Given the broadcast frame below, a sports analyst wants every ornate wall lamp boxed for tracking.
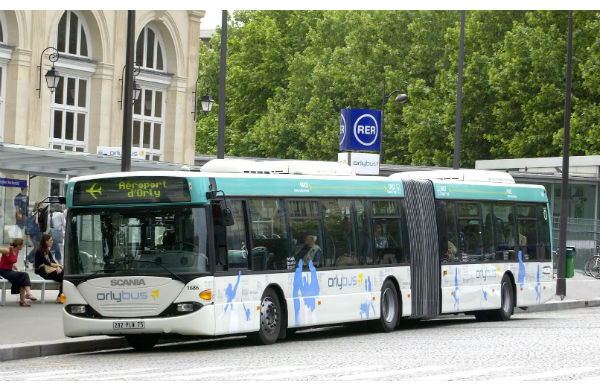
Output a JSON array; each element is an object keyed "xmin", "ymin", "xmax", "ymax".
[
  {"xmin": 37, "ymin": 47, "xmax": 61, "ymax": 98},
  {"xmin": 192, "ymin": 78, "xmax": 214, "ymax": 120},
  {"xmin": 119, "ymin": 64, "xmax": 142, "ymax": 109}
]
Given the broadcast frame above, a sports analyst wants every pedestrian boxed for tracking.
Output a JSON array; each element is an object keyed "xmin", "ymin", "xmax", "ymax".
[
  {"xmin": 49, "ymin": 205, "xmax": 65, "ymax": 262},
  {"xmin": 25, "ymin": 202, "xmax": 42, "ymax": 264},
  {"xmin": 13, "ymin": 186, "xmax": 28, "ymax": 230},
  {"xmin": 34, "ymin": 233, "xmax": 64, "ymax": 303},
  {"xmin": 0, "ymin": 238, "xmax": 38, "ymax": 307}
]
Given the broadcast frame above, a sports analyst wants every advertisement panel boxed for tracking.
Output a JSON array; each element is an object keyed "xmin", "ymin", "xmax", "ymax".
[{"xmin": 338, "ymin": 152, "xmax": 380, "ymax": 175}]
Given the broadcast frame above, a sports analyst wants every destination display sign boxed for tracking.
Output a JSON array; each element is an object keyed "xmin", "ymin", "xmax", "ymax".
[{"xmin": 73, "ymin": 177, "xmax": 191, "ymax": 205}]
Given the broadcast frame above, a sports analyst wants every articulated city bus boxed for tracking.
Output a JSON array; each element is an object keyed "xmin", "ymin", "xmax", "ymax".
[{"xmin": 62, "ymin": 160, "xmax": 554, "ymax": 350}]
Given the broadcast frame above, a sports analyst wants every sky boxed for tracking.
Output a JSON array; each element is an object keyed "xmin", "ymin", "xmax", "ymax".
[{"xmin": 201, "ymin": 10, "xmax": 223, "ymax": 31}]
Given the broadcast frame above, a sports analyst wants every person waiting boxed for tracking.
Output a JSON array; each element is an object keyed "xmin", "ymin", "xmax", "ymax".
[
  {"xmin": 34, "ymin": 233, "xmax": 64, "ymax": 304},
  {"xmin": 295, "ymin": 233, "xmax": 322, "ymax": 267},
  {"xmin": 0, "ymin": 238, "xmax": 38, "ymax": 306}
]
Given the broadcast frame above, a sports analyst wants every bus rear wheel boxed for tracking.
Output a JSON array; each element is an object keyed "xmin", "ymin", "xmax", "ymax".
[
  {"xmin": 125, "ymin": 334, "xmax": 160, "ymax": 351},
  {"xmin": 373, "ymin": 279, "xmax": 399, "ymax": 332},
  {"xmin": 250, "ymin": 288, "xmax": 282, "ymax": 345},
  {"xmin": 489, "ymin": 275, "xmax": 514, "ymax": 321}
]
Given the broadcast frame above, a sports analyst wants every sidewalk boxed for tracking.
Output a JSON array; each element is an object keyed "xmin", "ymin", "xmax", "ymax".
[{"xmin": 1, "ymin": 271, "xmax": 600, "ymax": 361}]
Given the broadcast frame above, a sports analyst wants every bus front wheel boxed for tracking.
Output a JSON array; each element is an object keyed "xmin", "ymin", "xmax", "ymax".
[{"xmin": 250, "ymin": 287, "xmax": 282, "ymax": 345}]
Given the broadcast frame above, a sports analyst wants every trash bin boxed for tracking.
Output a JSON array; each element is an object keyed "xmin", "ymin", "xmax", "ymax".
[{"xmin": 566, "ymin": 246, "xmax": 576, "ymax": 278}]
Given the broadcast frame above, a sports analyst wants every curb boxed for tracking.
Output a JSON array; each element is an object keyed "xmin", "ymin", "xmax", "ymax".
[
  {"xmin": 0, "ymin": 336, "xmax": 129, "ymax": 362},
  {"xmin": 515, "ymin": 297, "xmax": 600, "ymax": 313},
  {"xmin": 2, "ymin": 298, "xmax": 600, "ymax": 362}
]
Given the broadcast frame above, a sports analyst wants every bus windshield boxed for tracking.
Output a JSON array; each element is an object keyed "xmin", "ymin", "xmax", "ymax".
[{"xmin": 67, "ymin": 206, "xmax": 209, "ymax": 277}]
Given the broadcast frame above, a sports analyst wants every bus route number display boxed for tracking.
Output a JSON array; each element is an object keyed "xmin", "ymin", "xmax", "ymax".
[{"xmin": 73, "ymin": 177, "xmax": 191, "ymax": 205}]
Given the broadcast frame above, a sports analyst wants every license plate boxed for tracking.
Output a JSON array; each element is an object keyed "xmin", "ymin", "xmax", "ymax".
[{"xmin": 113, "ymin": 321, "xmax": 145, "ymax": 330}]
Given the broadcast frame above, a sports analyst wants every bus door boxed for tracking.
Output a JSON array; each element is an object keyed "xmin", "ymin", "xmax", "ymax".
[
  {"xmin": 402, "ymin": 179, "xmax": 441, "ymax": 318},
  {"xmin": 211, "ymin": 198, "xmax": 250, "ymax": 272}
]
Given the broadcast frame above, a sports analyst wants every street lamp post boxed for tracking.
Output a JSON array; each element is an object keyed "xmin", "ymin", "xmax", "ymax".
[
  {"xmin": 118, "ymin": 64, "xmax": 141, "ymax": 108},
  {"xmin": 454, "ymin": 10, "xmax": 466, "ymax": 170},
  {"xmin": 380, "ymin": 82, "xmax": 408, "ymax": 164},
  {"xmin": 557, "ymin": 10, "xmax": 574, "ymax": 299},
  {"xmin": 121, "ymin": 10, "xmax": 135, "ymax": 172},
  {"xmin": 217, "ymin": 10, "xmax": 228, "ymax": 159}
]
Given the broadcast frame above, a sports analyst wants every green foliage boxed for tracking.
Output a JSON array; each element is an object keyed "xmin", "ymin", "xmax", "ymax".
[{"xmin": 196, "ymin": 10, "xmax": 600, "ymax": 167}]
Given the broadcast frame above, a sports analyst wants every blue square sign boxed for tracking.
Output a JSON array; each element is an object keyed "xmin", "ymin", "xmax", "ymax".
[{"xmin": 339, "ymin": 108, "xmax": 382, "ymax": 152}]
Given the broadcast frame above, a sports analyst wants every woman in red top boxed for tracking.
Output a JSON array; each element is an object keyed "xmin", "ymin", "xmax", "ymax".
[{"xmin": 0, "ymin": 238, "xmax": 37, "ymax": 306}]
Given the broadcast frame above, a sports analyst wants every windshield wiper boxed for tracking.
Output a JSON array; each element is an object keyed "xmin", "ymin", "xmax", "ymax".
[
  {"xmin": 78, "ymin": 268, "xmax": 117, "ymax": 284},
  {"xmin": 128, "ymin": 259, "xmax": 187, "ymax": 284}
]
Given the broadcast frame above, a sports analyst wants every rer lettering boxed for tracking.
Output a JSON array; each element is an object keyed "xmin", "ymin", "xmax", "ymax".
[{"xmin": 357, "ymin": 125, "xmax": 376, "ymax": 135}]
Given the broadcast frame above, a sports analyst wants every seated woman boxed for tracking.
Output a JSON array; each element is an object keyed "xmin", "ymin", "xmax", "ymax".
[
  {"xmin": 34, "ymin": 233, "xmax": 64, "ymax": 304},
  {"xmin": 0, "ymin": 238, "xmax": 37, "ymax": 306}
]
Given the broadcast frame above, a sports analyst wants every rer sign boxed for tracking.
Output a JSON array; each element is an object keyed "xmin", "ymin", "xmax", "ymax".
[{"xmin": 339, "ymin": 108, "xmax": 382, "ymax": 152}]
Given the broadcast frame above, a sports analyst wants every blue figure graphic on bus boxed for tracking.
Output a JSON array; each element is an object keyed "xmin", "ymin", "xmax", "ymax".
[
  {"xmin": 292, "ymin": 259, "xmax": 320, "ymax": 326},
  {"xmin": 518, "ymin": 250, "xmax": 526, "ymax": 287},
  {"xmin": 535, "ymin": 264, "xmax": 541, "ymax": 304},
  {"xmin": 482, "ymin": 289, "xmax": 488, "ymax": 302},
  {"xmin": 453, "ymin": 268, "xmax": 460, "ymax": 310},
  {"xmin": 359, "ymin": 276, "xmax": 376, "ymax": 319},
  {"xmin": 224, "ymin": 270, "xmax": 242, "ymax": 312},
  {"xmin": 242, "ymin": 303, "xmax": 251, "ymax": 321}
]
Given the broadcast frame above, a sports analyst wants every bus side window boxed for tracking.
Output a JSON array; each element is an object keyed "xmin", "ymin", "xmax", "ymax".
[
  {"xmin": 457, "ymin": 202, "xmax": 483, "ymax": 263},
  {"xmin": 493, "ymin": 203, "xmax": 516, "ymax": 261},
  {"xmin": 517, "ymin": 204, "xmax": 537, "ymax": 261},
  {"xmin": 248, "ymin": 198, "xmax": 289, "ymax": 271}
]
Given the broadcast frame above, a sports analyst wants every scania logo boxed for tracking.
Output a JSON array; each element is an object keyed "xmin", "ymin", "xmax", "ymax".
[
  {"xmin": 353, "ymin": 114, "xmax": 378, "ymax": 146},
  {"xmin": 110, "ymin": 279, "xmax": 146, "ymax": 286}
]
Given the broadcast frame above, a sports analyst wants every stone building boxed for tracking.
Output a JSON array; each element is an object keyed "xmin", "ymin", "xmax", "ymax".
[{"xmin": 0, "ymin": 10, "xmax": 205, "ymax": 246}]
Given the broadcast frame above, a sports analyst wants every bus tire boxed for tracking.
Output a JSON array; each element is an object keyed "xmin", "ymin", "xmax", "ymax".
[
  {"xmin": 250, "ymin": 287, "xmax": 282, "ymax": 345},
  {"xmin": 374, "ymin": 279, "xmax": 399, "ymax": 332},
  {"xmin": 125, "ymin": 334, "xmax": 159, "ymax": 351},
  {"xmin": 489, "ymin": 275, "xmax": 514, "ymax": 321}
]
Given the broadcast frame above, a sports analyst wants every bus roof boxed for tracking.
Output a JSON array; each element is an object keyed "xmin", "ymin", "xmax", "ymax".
[{"xmin": 67, "ymin": 168, "xmax": 548, "ymax": 207}]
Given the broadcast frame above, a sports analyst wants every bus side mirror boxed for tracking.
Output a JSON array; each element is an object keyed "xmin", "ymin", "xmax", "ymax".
[
  {"xmin": 221, "ymin": 204, "xmax": 234, "ymax": 226},
  {"xmin": 212, "ymin": 201, "xmax": 234, "ymax": 227}
]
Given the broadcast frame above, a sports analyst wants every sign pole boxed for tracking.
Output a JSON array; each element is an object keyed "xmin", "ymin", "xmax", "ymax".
[
  {"xmin": 380, "ymin": 82, "xmax": 385, "ymax": 165},
  {"xmin": 557, "ymin": 10, "xmax": 573, "ymax": 299}
]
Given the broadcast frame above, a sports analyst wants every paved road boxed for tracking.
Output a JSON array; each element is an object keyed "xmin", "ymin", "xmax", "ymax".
[{"xmin": 1, "ymin": 307, "xmax": 599, "ymax": 381}]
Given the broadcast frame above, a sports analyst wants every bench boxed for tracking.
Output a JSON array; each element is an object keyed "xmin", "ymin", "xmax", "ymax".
[{"xmin": 0, "ymin": 276, "xmax": 60, "ymax": 306}]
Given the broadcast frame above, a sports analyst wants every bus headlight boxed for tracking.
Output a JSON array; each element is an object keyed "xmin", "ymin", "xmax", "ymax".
[
  {"xmin": 176, "ymin": 303, "xmax": 194, "ymax": 312},
  {"xmin": 69, "ymin": 305, "xmax": 87, "ymax": 314}
]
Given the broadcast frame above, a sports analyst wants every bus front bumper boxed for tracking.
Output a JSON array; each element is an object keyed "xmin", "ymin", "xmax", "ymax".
[{"xmin": 63, "ymin": 304, "xmax": 216, "ymax": 337}]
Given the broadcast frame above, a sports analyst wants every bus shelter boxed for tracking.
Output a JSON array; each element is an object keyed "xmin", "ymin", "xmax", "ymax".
[{"xmin": 0, "ymin": 142, "xmax": 197, "ymax": 250}]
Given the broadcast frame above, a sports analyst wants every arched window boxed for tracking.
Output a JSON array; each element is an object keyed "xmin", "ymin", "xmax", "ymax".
[
  {"xmin": 136, "ymin": 24, "xmax": 165, "ymax": 71},
  {"xmin": 56, "ymin": 10, "xmax": 90, "ymax": 57},
  {"xmin": 133, "ymin": 23, "xmax": 169, "ymax": 161},
  {"xmin": 0, "ymin": 12, "xmax": 5, "ymax": 44},
  {"xmin": 50, "ymin": 11, "xmax": 95, "ymax": 152}
]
